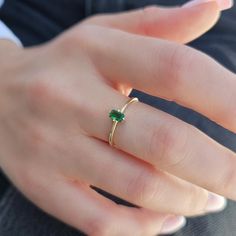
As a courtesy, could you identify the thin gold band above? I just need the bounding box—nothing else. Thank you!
[109,97,139,146]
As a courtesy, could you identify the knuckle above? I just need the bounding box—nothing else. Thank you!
[138,6,160,36]
[148,123,173,165]
[161,44,197,98]
[58,25,96,56]
[126,169,161,205]
[148,120,190,168]
[26,79,53,109]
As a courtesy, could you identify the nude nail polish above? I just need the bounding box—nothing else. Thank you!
[205,193,227,213]
[183,0,234,10]
[160,216,186,234]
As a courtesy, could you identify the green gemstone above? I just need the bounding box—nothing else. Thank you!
[109,109,125,122]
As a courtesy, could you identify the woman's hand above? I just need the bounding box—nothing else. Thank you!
[0,2,234,235]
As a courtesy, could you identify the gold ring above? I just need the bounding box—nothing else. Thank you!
[108,97,139,146]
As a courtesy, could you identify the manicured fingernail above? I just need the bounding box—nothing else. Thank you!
[205,193,227,213]
[160,216,186,234]
[183,0,234,10]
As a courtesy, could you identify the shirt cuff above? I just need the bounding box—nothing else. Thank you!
[0,20,22,47]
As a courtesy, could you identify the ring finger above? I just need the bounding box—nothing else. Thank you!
[77,83,236,202]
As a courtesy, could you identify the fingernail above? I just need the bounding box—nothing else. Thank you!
[183,0,234,10]
[160,216,186,234]
[205,193,227,213]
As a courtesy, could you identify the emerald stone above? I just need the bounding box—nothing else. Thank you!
[109,109,125,122]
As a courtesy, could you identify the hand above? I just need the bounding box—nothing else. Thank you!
[0,2,233,236]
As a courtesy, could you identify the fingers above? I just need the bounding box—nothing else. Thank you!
[80,25,236,133]
[62,134,224,216]
[111,101,236,201]
[76,83,236,202]
[82,2,220,43]
[27,176,186,236]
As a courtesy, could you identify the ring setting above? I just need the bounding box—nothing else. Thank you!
[109,109,125,122]
[108,97,139,146]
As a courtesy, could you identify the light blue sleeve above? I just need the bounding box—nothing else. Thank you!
[0,0,22,47]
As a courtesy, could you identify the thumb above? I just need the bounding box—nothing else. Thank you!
[82,1,231,44]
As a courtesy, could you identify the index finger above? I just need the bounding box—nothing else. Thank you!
[83,3,220,44]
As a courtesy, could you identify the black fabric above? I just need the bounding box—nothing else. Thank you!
[1,0,236,235]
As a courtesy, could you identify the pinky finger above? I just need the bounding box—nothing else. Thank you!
[36,177,186,236]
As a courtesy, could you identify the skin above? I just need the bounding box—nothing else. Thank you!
[0,2,235,235]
